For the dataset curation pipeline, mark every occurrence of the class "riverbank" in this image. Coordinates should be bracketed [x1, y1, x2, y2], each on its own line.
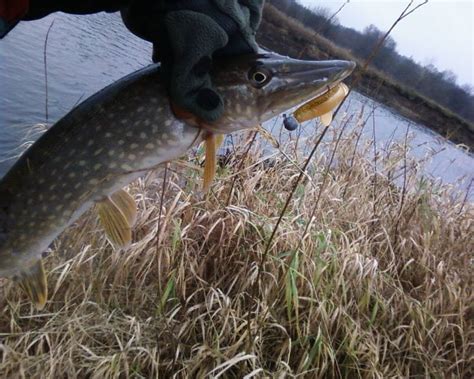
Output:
[257, 4, 474, 151]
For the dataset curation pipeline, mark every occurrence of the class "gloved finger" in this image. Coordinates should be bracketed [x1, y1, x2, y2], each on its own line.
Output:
[164, 10, 229, 122]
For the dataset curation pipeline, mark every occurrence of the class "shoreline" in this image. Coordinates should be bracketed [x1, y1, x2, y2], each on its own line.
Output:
[257, 5, 474, 151]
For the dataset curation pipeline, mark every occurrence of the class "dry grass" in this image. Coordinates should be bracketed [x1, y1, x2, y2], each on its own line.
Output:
[0, 116, 473, 378]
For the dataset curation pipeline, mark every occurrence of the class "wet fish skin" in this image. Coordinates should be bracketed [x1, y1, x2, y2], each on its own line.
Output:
[0, 53, 354, 282]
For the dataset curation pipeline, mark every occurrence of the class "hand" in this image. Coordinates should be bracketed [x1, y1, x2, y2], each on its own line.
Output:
[121, 0, 264, 123]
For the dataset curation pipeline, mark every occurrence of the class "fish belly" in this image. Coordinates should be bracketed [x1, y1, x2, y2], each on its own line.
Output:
[0, 95, 202, 277]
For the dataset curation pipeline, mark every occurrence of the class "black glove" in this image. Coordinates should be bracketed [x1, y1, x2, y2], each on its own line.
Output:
[121, 0, 264, 122]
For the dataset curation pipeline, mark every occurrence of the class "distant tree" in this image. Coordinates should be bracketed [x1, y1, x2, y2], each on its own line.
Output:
[461, 84, 473, 95]
[266, 0, 474, 123]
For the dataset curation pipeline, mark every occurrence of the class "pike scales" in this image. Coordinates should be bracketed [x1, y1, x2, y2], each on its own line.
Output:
[0, 65, 203, 276]
[0, 53, 355, 308]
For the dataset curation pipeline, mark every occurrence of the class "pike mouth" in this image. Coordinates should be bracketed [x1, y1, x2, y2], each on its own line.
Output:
[283, 60, 356, 88]
[264, 58, 356, 118]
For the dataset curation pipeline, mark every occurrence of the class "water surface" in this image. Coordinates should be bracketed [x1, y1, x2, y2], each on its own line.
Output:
[1, 12, 472, 200]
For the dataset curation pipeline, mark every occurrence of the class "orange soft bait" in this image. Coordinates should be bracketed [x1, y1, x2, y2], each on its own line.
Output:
[294, 83, 349, 126]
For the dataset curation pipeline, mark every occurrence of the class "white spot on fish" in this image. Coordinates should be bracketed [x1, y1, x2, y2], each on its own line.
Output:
[128, 154, 136, 160]
[145, 143, 154, 149]
[126, 131, 133, 137]
[130, 143, 139, 149]
[93, 163, 102, 170]
[108, 150, 115, 156]
[69, 173, 76, 178]
[79, 160, 86, 166]
[64, 193, 72, 199]
[164, 120, 172, 127]
[105, 132, 113, 137]
[89, 179, 99, 185]
[109, 162, 117, 169]
[56, 204, 64, 211]
[121, 164, 133, 171]
[94, 148, 104, 156]
[118, 140, 125, 145]
[137, 106, 145, 112]
[87, 140, 94, 146]
[140, 132, 147, 139]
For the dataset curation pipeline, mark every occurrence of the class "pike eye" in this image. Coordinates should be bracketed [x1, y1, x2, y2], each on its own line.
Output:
[253, 72, 267, 83]
[249, 67, 271, 87]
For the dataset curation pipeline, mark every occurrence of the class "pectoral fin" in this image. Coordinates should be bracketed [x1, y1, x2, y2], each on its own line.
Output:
[97, 190, 136, 248]
[18, 260, 48, 310]
[203, 133, 224, 192]
[320, 111, 333, 127]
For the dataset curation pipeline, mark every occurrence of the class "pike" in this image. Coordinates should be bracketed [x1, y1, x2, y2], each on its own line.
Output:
[0, 53, 355, 309]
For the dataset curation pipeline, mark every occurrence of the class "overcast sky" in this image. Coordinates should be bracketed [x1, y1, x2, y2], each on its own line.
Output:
[297, 0, 473, 88]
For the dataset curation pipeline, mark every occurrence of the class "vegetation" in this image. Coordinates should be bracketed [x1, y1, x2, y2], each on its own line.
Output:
[1, 117, 472, 377]
[268, 0, 474, 123]
[258, 2, 474, 149]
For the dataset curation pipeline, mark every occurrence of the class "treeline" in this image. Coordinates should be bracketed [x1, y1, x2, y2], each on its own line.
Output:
[268, 0, 474, 123]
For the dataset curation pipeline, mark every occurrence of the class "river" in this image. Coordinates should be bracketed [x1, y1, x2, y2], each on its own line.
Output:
[1, 12, 472, 200]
